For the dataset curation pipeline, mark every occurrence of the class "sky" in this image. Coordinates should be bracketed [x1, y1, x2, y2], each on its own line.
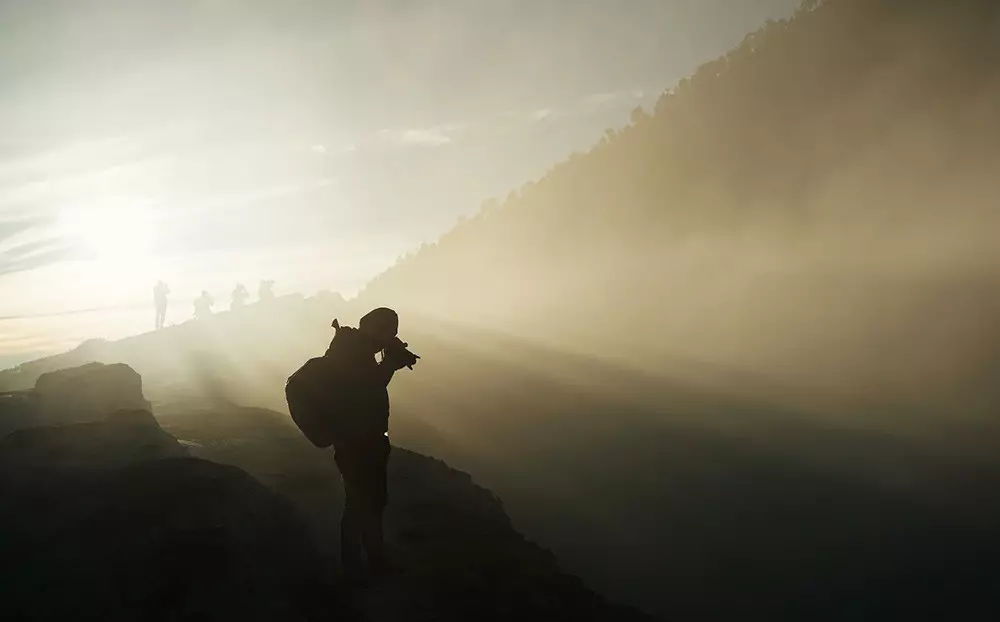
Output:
[0, 0, 800, 367]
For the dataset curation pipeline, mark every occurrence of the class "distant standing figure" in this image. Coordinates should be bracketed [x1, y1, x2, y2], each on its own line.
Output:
[258, 279, 275, 302]
[193, 290, 214, 320]
[231, 283, 249, 310]
[153, 280, 170, 330]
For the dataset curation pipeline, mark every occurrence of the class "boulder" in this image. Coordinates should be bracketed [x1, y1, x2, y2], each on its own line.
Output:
[0, 409, 345, 622]
[34, 362, 150, 426]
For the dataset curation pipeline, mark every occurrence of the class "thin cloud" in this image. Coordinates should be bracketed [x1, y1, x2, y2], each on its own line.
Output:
[377, 124, 463, 147]
[0, 217, 64, 272]
[581, 89, 645, 109]
[178, 177, 338, 217]
[0, 237, 63, 261]
[0, 217, 49, 245]
[0, 155, 172, 214]
[0, 134, 137, 182]
[0, 244, 83, 278]
[533, 108, 554, 121]
[403, 128, 452, 146]
[0, 122, 192, 190]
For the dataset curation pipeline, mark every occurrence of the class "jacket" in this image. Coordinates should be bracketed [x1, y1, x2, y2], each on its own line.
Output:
[325, 326, 390, 441]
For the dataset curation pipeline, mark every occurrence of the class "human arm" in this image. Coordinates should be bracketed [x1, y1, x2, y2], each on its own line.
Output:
[376, 343, 420, 386]
[375, 361, 397, 387]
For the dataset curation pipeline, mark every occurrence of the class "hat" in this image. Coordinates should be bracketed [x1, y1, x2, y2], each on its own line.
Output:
[358, 307, 398, 339]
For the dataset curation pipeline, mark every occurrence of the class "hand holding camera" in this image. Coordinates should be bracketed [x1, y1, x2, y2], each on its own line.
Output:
[383, 337, 420, 371]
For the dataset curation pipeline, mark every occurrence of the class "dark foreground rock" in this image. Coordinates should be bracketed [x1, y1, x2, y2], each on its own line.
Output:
[0, 389, 35, 438]
[0, 410, 346, 622]
[1, 409, 187, 470]
[0, 358, 647, 621]
[374, 449, 648, 621]
[157, 402, 650, 621]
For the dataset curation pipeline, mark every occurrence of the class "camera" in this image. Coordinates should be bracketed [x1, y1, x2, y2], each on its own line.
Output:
[384, 337, 420, 370]
[331, 317, 419, 370]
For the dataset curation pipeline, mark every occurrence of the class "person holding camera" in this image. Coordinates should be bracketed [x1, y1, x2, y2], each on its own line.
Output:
[323, 307, 418, 582]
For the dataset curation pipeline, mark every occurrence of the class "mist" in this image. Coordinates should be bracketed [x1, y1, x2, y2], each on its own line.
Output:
[3, 0, 1000, 619]
[362, 0, 1000, 420]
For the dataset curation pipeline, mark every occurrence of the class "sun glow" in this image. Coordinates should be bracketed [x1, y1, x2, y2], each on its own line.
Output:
[53, 201, 165, 300]
[57, 201, 157, 260]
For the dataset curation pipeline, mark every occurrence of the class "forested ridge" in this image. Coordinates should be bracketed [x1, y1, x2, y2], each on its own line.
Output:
[360, 0, 1000, 410]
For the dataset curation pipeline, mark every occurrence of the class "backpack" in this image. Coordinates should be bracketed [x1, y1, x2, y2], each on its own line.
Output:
[285, 356, 349, 448]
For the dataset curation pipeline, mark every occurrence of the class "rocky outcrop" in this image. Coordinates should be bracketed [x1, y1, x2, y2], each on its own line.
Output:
[0, 363, 153, 438]
[0, 405, 344, 622]
[34, 362, 150, 425]
[0, 389, 36, 439]
[0, 408, 187, 472]
[376, 449, 648, 621]
[155, 402, 651, 621]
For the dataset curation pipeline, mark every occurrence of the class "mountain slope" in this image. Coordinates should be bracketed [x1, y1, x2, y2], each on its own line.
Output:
[155, 401, 647, 621]
[356, 0, 1000, 408]
[341, 0, 1000, 614]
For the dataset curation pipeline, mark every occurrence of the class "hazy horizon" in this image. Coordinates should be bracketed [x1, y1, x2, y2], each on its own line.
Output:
[0, 0, 799, 366]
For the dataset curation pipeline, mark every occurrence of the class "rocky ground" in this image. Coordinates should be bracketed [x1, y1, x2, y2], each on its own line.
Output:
[0, 363, 648, 622]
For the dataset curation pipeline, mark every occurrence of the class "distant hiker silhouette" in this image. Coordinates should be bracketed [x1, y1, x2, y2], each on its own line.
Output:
[193, 290, 214, 320]
[153, 280, 170, 330]
[258, 279, 275, 302]
[230, 283, 249, 310]
[285, 307, 419, 583]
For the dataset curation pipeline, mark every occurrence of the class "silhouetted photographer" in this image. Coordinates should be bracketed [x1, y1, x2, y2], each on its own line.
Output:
[286, 307, 418, 583]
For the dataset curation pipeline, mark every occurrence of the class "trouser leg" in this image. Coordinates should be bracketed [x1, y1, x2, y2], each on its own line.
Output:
[362, 438, 391, 568]
[336, 438, 391, 572]
[360, 506, 386, 566]
[340, 501, 365, 575]
[336, 454, 366, 575]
